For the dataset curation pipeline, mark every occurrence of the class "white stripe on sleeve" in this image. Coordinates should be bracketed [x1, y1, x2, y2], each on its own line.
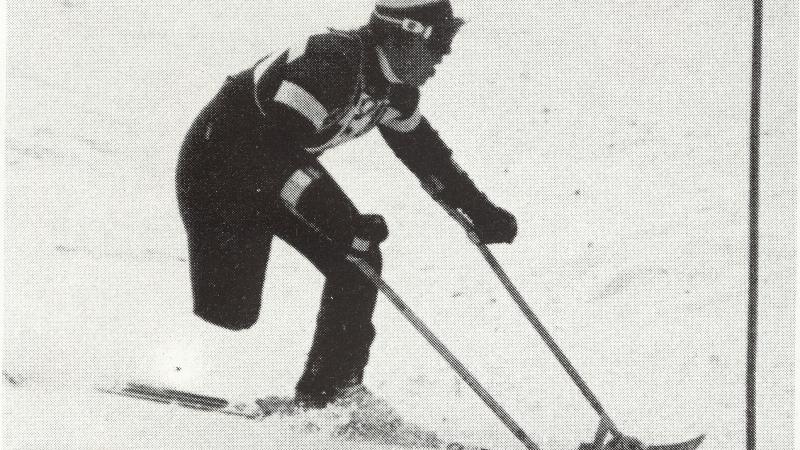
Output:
[280, 167, 320, 208]
[273, 81, 329, 131]
[380, 107, 422, 133]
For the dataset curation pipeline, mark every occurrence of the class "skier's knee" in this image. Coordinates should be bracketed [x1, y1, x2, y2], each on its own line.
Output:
[280, 167, 358, 242]
[279, 168, 388, 253]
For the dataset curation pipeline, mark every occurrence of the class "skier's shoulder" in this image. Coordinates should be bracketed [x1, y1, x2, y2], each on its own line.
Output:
[300, 29, 364, 72]
[282, 29, 365, 108]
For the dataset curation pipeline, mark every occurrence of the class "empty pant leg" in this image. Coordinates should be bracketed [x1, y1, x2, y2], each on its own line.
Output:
[184, 220, 273, 331]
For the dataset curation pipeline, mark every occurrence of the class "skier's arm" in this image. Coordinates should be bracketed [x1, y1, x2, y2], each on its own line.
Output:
[379, 116, 471, 206]
[378, 96, 516, 244]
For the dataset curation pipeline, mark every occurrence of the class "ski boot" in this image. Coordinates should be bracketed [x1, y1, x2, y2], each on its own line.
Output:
[294, 366, 370, 409]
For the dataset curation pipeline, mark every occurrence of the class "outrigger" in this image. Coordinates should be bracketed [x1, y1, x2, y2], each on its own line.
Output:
[406, 191, 706, 450]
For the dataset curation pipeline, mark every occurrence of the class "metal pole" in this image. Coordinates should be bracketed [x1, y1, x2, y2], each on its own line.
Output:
[474, 243, 619, 437]
[433, 198, 620, 438]
[348, 256, 541, 450]
[282, 202, 539, 449]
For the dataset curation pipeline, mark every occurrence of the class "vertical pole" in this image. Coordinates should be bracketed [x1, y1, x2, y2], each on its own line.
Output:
[746, 0, 764, 448]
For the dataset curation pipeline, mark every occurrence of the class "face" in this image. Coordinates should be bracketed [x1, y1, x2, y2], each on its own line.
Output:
[384, 22, 461, 87]
[387, 38, 445, 87]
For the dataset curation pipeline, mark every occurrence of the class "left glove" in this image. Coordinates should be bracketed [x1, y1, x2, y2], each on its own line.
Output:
[418, 162, 516, 245]
[462, 201, 517, 245]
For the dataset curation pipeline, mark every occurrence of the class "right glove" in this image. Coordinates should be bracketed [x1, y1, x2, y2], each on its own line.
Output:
[350, 214, 389, 251]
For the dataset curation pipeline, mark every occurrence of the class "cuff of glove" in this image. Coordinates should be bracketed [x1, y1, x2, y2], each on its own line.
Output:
[423, 175, 488, 213]
[464, 203, 518, 245]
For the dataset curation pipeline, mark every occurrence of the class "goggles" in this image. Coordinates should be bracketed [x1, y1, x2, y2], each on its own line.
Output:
[373, 11, 464, 55]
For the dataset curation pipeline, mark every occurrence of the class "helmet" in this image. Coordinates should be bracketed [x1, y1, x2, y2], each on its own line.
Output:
[372, 0, 464, 54]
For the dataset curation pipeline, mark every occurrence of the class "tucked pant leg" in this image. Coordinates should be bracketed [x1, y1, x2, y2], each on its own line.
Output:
[182, 219, 273, 331]
[175, 82, 277, 331]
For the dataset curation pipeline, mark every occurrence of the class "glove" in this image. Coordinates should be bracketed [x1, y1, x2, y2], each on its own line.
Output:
[462, 201, 517, 245]
[418, 161, 516, 244]
[349, 214, 389, 252]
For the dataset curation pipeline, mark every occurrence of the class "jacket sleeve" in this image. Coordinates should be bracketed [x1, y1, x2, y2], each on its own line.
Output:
[253, 33, 360, 148]
[378, 86, 488, 213]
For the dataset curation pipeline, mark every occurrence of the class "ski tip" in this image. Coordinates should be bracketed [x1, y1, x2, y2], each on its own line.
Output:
[579, 434, 704, 450]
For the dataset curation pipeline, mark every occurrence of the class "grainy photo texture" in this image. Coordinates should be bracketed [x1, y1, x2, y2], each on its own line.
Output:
[4, 1, 795, 449]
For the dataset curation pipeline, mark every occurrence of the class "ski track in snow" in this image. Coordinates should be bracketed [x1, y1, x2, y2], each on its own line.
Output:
[5, 1, 795, 449]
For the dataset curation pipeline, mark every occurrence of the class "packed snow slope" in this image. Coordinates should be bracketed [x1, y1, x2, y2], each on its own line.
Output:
[5, 1, 795, 449]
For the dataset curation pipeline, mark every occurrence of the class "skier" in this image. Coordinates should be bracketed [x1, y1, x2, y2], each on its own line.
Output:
[176, 0, 517, 409]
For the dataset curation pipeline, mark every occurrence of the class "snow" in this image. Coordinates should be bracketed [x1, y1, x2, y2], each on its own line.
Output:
[4, 0, 795, 449]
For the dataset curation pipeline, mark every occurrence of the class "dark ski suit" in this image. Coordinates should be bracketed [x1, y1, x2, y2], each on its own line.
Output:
[176, 27, 499, 399]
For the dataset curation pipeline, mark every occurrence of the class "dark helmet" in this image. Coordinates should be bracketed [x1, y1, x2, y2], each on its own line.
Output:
[371, 0, 465, 54]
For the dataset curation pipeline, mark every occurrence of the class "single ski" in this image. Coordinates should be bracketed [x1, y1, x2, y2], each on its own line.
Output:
[99, 381, 489, 450]
[98, 381, 264, 419]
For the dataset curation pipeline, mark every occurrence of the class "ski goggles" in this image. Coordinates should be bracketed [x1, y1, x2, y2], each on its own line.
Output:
[373, 11, 465, 55]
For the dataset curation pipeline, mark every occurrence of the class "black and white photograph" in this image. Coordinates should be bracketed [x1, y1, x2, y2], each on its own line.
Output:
[3, 0, 795, 448]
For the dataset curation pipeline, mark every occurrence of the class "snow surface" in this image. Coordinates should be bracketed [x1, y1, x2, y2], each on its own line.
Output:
[4, 0, 795, 449]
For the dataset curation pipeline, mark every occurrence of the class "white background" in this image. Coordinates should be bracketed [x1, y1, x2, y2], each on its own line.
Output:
[4, 1, 796, 448]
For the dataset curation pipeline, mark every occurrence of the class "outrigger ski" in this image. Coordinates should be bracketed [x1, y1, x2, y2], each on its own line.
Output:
[99, 381, 490, 450]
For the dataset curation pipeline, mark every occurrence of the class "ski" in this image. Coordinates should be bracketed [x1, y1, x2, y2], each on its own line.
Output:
[98, 381, 264, 419]
[99, 381, 489, 450]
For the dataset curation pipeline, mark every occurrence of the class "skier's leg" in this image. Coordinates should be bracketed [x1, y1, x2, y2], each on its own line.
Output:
[269, 164, 388, 405]
[176, 94, 277, 331]
[294, 245, 382, 405]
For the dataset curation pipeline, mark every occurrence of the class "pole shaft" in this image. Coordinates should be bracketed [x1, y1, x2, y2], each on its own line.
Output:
[434, 199, 620, 436]
[283, 203, 540, 449]
[475, 245, 619, 436]
[349, 257, 541, 450]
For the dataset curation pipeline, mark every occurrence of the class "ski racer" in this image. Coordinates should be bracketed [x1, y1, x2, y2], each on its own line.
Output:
[175, 0, 517, 408]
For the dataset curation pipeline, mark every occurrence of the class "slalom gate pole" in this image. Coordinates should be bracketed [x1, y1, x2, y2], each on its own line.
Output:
[746, 0, 764, 447]
[282, 202, 540, 449]
[431, 196, 621, 440]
